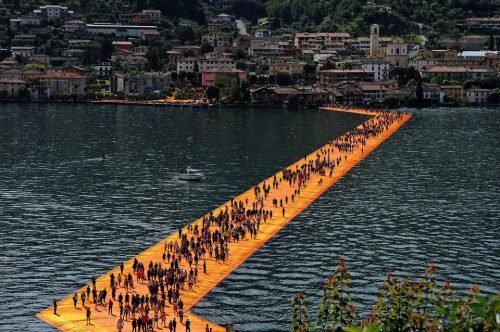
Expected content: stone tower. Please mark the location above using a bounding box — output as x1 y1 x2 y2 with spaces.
370 24 379 57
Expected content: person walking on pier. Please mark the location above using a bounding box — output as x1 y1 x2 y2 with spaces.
185 318 191 332
53 299 57 315
81 291 86 307
108 298 113 315
73 293 78 308
117 316 124 332
86 307 91 325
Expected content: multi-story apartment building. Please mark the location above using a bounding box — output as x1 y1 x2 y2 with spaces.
177 55 235 73
294 32 351 51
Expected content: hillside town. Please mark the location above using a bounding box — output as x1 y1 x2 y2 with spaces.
0 2 499 107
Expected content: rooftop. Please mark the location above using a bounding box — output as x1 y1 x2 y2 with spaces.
39 72 84 79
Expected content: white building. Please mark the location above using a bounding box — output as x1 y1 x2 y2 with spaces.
249 39 292 56
201 33 231 47
177 56 235 73
11 46 35 59
0 7 11 18
466 89 491 104
141 10 161 23
462 17 500 31
385 37 408 67
10 17 42 30
93 62 113 78
179 20 192 27
217 13 232 24
86 24 158 38
63 20 86 32
459 51 499 60
361 59 390 81
364 1 392 13
295 32 351 51
33 5 73 20
62 49 86 58
353 37 370 52
255 29 271 38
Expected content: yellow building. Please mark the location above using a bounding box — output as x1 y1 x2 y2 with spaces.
440 85 464 102
269 62 305 76
0 78 27 97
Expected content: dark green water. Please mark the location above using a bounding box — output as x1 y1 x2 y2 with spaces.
0 103 366 330
0 104 498 331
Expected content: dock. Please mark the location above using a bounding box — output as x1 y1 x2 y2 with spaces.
37 107 412 331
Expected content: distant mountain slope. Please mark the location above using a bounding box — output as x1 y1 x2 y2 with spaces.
8 0 205 23
235 0 499 39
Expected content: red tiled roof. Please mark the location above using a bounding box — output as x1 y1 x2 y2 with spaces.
0 79 26 83
38 72 84 79
202 68 246 73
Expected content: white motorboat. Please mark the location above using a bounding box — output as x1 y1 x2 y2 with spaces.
178 167 204 181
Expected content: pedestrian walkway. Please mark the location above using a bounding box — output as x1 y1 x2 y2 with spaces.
37 107 411 331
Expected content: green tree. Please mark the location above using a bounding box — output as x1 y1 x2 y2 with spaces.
287 94 299 108
487 91 500 104
317 259 358 331
488 34 495 51
303 62 317 77
206 85 220 100
215 73 238 99
146 47 162 71
177 27 196 43
276 72 293 86
229 0 266 23
200 43 214 55
236 61 247 71
240 79 251 103
18 87 30 99
383 96 400 108
416 80 424 103
390 67 421 87
291 292 310 332
291 262 500 331
100 37 114 61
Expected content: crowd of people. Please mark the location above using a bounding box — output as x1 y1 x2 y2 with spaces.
56 108 405 332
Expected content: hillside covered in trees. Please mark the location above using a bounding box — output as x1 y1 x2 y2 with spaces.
4 0 205 23
227 0 499 40
5 0 498 41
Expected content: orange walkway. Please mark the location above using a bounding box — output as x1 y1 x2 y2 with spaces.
38 107 411 331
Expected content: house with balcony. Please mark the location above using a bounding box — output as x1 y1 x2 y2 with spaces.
421 65 496 81
440 85 464 102
31 72 86 100
201 68 247 86
0 79 27 97
10 46 35 59
465 89 491 104
269 62 306 77
319 69 374 85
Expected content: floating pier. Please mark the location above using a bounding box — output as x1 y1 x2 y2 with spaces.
37 107 411 331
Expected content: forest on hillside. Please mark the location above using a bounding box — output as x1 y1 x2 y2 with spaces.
3 0 499 41
3 0 205 23
227 0 499 39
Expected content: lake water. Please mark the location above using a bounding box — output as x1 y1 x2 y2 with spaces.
0 104 498 331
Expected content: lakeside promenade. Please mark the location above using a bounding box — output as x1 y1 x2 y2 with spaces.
38 107 411 331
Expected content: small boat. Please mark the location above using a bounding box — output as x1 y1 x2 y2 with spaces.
178 167 204 181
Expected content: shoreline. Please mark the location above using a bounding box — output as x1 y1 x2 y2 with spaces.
1 99 496 109
37 107 411 331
